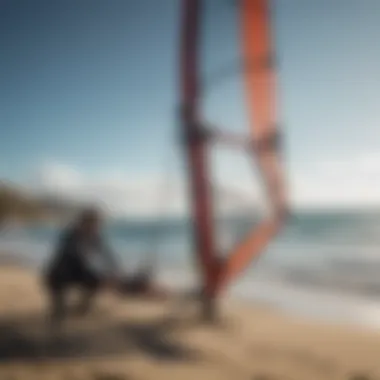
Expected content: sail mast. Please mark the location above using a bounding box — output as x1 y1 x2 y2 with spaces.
179 0 219 319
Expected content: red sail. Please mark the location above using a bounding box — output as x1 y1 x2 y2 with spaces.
179 0 286 302
218 0 286 289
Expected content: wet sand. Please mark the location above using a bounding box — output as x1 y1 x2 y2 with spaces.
0 265 380 380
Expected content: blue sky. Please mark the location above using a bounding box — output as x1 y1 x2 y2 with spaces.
1 0 380 214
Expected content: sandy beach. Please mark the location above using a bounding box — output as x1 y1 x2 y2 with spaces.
1 265 380 380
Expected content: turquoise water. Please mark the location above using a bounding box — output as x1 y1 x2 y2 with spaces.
2 210 380 286
2 210 380 327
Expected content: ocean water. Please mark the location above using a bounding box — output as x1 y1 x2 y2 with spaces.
2 211 380 328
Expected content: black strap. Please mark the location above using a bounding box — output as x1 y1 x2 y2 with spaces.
179 104 210 145
254 129 282 153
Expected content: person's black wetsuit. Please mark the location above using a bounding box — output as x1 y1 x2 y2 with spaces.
44 226 116 323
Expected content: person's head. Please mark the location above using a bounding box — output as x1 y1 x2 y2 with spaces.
76 207 102 237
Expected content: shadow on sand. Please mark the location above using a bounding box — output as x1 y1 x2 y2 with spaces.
0 311 374 380
0 310 200 364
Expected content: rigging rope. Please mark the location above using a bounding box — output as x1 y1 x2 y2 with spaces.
138 124 183 277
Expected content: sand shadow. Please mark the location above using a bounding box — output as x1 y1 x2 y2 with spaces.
0 311 200 363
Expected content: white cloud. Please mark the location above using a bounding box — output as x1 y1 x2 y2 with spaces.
29 162 188 218
35 162 83 196
291 152 380 209
21 152 380 218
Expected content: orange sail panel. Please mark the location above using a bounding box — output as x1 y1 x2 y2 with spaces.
242 0 285 211
218 0 286 289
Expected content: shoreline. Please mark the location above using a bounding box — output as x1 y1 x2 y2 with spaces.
232 281 380 333
3 249 380 333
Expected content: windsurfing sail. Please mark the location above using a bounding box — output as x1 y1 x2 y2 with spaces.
179 0 287 316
